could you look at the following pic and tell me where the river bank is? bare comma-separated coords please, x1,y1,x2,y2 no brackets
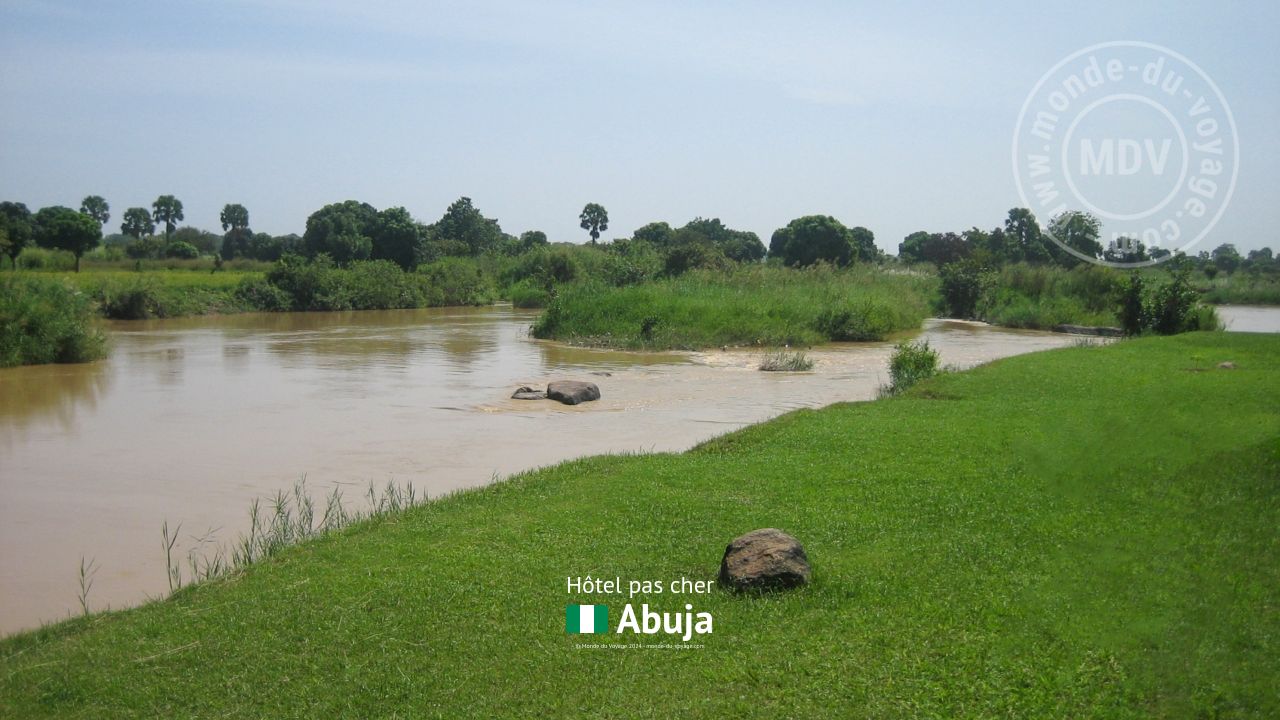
0,308,1084,635
1,331,1276,717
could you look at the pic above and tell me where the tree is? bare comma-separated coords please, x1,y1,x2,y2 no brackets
0,201,33,269
770,215,858,267
152,195,184,240
518,230,548,253
80,195,110,227
121,208,155,240
433,197,504,256
1046,211,1103,265
632,221,675,248
304,200,377,264
370,206,424,270
849,226,878,262
897,231,971,267
34,205,101,272
1002,208,1050,264
681,217,765,262
579,203,609,245
1211,243,1242,275
220,203,252,260
1246,247,1273,264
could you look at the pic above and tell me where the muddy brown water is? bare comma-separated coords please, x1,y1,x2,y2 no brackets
1215,305,1280,333
1,307,1108,635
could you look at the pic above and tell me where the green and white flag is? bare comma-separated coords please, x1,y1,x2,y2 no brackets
565,604,609,634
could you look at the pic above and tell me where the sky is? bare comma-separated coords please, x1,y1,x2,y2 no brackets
2,0,1277,254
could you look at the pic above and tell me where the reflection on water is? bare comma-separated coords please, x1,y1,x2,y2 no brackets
0,361,112,441
0,306,1084,635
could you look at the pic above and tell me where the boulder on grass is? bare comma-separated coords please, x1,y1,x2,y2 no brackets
718,528,810,592
546,380,600,405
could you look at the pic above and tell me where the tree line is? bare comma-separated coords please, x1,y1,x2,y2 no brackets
2,193,1274,277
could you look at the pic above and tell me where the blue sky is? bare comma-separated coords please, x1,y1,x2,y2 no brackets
2,0,1277,253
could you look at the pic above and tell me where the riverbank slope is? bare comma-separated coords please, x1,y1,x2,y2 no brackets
2,332,1277,718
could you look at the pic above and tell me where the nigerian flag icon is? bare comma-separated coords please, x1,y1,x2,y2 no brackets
566,604,609,634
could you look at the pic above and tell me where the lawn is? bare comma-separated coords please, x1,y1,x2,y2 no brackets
1,332,1276,718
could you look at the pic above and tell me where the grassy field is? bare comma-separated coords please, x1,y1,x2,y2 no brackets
1,332,1276,718
533,264,937,349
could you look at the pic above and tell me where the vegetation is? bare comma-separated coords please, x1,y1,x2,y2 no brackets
884,339,940,395
769,214,877,267
0,275,106,366
32,206,101,272
1,333,1276,717
578,202,608,244
758,349,813,372
151,195,184,241
533,264,936,349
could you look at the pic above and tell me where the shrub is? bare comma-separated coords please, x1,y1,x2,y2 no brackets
509,278,551,308
94,276,163,319
814,301,897,341
419,257,495,306
235,277,292,312
345,260,426,310
1119,272,1146,336
939,260,991,319
886,340,940,395
266,254,351,311
16,247,76,271
165,241,200,259
0,275,107,366
1148,264,1212,335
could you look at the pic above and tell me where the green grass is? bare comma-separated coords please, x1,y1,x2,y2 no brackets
533,264,937,349
2,332,1277,718
60,271,261,318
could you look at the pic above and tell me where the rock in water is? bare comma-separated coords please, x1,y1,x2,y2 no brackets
511,386,547,400
718,528,810,591
546,380,601,405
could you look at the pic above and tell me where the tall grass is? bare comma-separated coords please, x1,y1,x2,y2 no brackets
164,478,426,592
1199,274,1280,305
533,263,936,349
977,263,1123,329
758,349,814,371
0,275,107,366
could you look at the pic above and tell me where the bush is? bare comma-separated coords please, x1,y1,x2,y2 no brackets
0,275,107,366
1148,264,1212,335
165,241,200,259
886,340,940,395
939,260,991,319
509,278,551,308
265,254,351,311
94,276,163,319
814,301,897,341
235,277,292,312
345,260,427,310
419,257,495,306
1119,273,1145,336
16,247,76,271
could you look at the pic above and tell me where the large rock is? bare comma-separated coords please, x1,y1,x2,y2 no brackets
511,386,546,400
546,380,601,405
718,528,810,592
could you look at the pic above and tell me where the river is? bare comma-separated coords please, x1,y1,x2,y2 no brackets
3,305,1271,635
